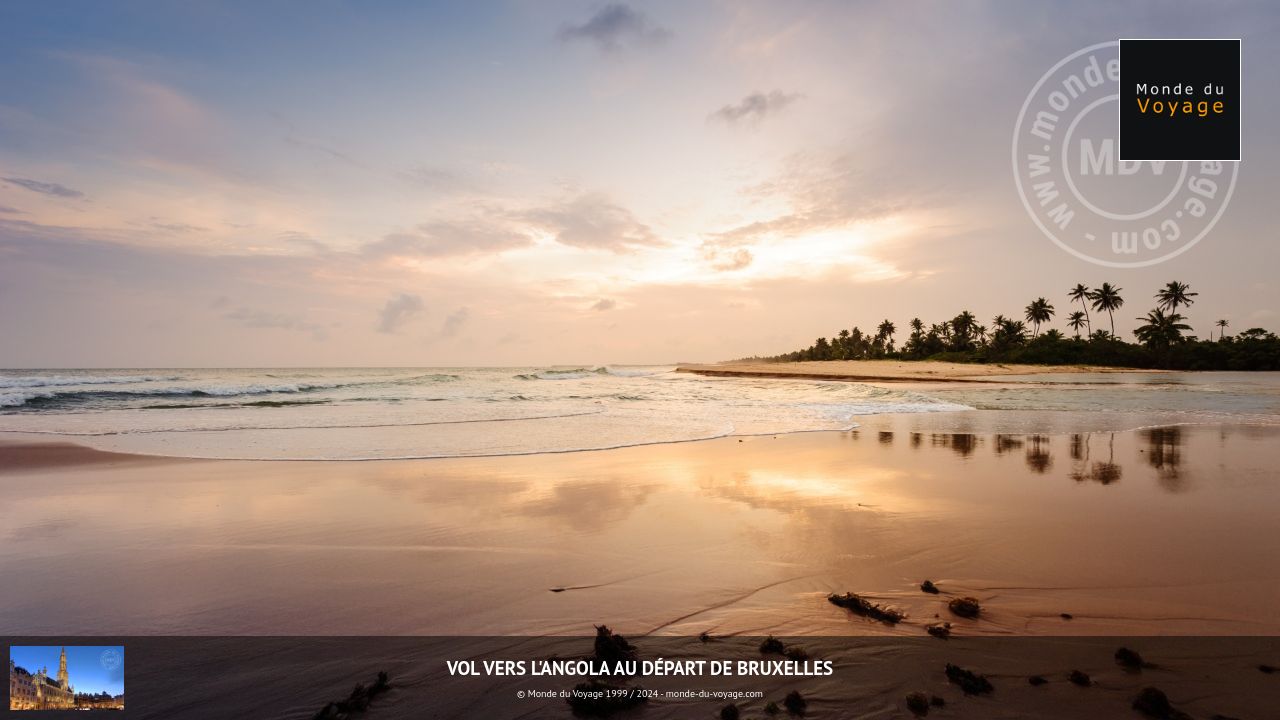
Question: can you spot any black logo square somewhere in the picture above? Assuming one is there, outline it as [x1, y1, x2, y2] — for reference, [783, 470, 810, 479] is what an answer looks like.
[1119, 39, 1240, 161]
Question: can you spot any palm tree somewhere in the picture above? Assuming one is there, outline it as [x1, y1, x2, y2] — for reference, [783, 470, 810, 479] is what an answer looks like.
[991, 316, 1028, 349]
[1215, 318, 1229, 341]
[877, 320, 897, 353]
[1134, 308, 1191, 350]
[1067, 311, 1087, 339]
[1155, 281, 1198, 314]
[1089, 283, 1124, 337]
[950, 311, 977, 350]
[1024, 297, 1055, 337]
[1068, 283, 1093, 335]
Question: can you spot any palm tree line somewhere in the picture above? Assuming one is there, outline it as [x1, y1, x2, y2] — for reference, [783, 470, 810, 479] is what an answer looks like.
[778, 281, 1246, 362]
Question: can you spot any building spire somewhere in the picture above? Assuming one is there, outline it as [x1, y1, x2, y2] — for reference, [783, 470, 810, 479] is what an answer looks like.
[57, 647, 69, 689]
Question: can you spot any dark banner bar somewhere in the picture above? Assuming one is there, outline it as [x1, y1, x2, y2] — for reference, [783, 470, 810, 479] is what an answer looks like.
[5, 636, 1278, 719]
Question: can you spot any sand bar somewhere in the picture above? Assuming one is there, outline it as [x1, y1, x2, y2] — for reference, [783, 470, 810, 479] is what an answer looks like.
[677, 359, 1164, 383]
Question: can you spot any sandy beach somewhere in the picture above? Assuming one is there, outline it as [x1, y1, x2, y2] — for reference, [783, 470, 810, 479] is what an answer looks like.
[4, 404, 1279, 718]
[676, 360, 1164, 383]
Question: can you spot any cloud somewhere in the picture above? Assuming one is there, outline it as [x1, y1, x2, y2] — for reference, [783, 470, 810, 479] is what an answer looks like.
[278, 231, 328, 254]
[591, 298, 617, 311]
[440, 307, 470, 338]
[225, 306, 327, 340]
[150, 219, 206, 233]
[557, 3, 670, 53]
[704, 247, 754, 272]
[0, 205, 23, 214]
[2, 177, 85, 199]
[364, 219, 533, 259]
[710, 91, 803, 126]
[377, 292, 425, 333]
[710, 153, 924, 249]
[521, 194, 661, 252]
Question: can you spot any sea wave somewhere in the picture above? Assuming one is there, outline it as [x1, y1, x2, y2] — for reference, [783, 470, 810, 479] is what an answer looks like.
[513, 366, 672, 381]
[0, 383, 337, 408]
[0, 374, 184, 389]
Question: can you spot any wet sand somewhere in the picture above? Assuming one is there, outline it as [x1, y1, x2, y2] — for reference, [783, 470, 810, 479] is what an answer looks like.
[2, 414, 1278, 717]
[677, 359, 1162, 383]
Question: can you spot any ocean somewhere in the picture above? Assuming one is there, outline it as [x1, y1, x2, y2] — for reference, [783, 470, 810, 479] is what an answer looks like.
[1, 367, 1277, 460]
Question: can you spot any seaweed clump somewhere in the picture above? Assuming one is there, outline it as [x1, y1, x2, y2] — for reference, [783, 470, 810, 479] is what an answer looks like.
[926, 622, 951, 640]
[827, 592, 904, 624]
[944, 663, 993, 695]
[567, 680, 647, 717]
[947, 597, 981, 619]
[782, 690, 807, 715]
[593, 625, 637, 663]
[312, 671, 391, 720]
[783, 646, 810, 661]
[759, 636, 786, 654]
[719, 704, 740, 720]
[905, 692, 945, 716]
[1068, 670, 1091, 687]
[1116, 647, 1152, 670]
[1132, 687, 1192, 720]
[920, 580, 940, 594]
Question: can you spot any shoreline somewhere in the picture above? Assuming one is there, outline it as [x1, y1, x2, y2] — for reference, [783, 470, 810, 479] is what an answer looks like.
[676, 359, 1167, 383]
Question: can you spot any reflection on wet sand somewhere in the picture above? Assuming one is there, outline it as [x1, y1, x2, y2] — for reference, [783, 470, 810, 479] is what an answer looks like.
[1143, 426, 1185, 492]
[0, 420, 1276, 640]
[1068, 433, 1123, 485]
[885, 426, 1188, 491]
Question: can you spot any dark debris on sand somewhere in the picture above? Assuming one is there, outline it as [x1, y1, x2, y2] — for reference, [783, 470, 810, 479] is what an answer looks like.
[1068, 670, 1091, 687]
[761, 638, 812, 662]
[593, 625, 637, 663]
[759, 636, 786, 655]
[921, 580, 940, 594]
[783, 690, 807, 715]
[783, 646, 809, 661]
[1132, 687, 1193, 720]
[926, 622, 951, 639]
[1116, 646, 1153, 670]
[567, 680, 648, 717]
[945, 663, 993, 695]
[947, 597, 981, 619]
[312, 671, 391, 720]
[719, 703, 740, 720]
[905, 692, 946, 717]
[1028, 675, 1048, 686]
[827, 592, 904, 624]
[1259, 663, 1278, 674]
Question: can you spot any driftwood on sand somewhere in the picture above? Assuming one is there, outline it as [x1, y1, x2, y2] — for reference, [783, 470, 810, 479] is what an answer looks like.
[827, 592, 905, 624]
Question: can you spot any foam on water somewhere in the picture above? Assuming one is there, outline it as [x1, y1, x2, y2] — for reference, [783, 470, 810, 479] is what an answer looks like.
[0, 367, 970, 459]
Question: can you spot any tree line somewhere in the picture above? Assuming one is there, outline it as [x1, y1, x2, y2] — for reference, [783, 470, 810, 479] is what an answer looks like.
[773, 281, 1280, 370]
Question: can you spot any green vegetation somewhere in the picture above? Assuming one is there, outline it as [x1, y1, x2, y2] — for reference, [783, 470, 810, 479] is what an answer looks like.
[774, 281, 1280, 370]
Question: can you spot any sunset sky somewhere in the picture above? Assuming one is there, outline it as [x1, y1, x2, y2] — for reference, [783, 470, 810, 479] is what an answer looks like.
[2, 1, 1278, 367]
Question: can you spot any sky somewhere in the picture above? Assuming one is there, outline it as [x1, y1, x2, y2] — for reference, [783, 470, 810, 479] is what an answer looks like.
[9, 645, 125, 696]
[1, 1, 1278, 367]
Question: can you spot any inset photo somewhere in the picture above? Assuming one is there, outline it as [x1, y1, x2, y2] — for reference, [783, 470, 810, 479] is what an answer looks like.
[9, 646, 124, 711]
